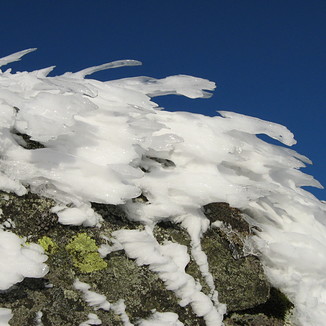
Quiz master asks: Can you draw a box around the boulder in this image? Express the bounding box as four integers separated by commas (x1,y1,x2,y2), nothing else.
0,192,293,325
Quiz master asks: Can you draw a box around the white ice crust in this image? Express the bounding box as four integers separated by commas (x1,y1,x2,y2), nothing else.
0,308,13,326
74,279,111,311
35,311,43,326
74,279,133,326
138,311,185,326
0,229,48,290
0,49,326,326
74,278,185,326
113,227,225,326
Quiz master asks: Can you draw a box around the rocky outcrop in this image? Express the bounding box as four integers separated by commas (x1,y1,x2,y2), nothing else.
0,192,293,325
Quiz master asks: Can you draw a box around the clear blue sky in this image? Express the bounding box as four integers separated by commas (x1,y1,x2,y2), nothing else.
1,0,325,199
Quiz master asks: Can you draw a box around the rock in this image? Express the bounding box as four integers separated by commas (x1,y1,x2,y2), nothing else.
201,202,270,311
224,313,284,326
203,202,252,259
201,229,270,311
0,191,293,325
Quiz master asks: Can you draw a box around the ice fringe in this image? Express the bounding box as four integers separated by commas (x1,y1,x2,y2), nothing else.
0,229,48,290
0,308,13,326
0,49,325,325
74,278,186,326
113,227,225,326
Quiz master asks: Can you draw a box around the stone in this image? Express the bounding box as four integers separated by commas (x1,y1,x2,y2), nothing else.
0,191,293,325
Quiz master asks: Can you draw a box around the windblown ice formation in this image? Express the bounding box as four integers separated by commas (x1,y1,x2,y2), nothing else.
0,49,326,326
0,308,13,326
74,278,185,326
0,229,48,289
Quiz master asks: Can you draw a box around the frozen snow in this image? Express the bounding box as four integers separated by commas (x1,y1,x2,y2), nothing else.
0,229,48,290
74,279,111,311
0,49,325,326
0,48,36,68
113,227,225,325
138,311,184,326
74,278,186,326
54,204,103,227
0,308,12,326
35,311,43,326
74,279,133,326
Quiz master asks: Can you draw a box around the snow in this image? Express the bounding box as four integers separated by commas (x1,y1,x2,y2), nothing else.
138,311,184,326
0,49,325,326
74,279,111,311
0,229,48,290
54,205,103,227
35,311,43,326
0,308,12,326
113,226,225,326
74,278,186,326
74,279,133,326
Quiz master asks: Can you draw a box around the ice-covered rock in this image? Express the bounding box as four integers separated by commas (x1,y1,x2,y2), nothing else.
0,49,325,326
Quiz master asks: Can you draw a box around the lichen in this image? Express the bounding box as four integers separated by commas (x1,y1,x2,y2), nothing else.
65,233,107,273
0,191,57,238
38,236,58,254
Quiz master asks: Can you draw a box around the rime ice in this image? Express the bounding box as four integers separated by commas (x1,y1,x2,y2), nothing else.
0,229,48,290
0,49,325,326
0,308,13,326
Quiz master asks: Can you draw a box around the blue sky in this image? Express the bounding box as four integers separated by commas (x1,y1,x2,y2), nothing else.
1,0,325,199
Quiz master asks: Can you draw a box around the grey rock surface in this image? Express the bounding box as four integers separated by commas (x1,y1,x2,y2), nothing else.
0,192,293,325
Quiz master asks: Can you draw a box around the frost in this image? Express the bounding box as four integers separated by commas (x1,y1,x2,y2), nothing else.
0,308,12,326
0,229,48,290
138,311,184,326
35,311,43,326
74,279,133,326
113,227,226,326
0,48,36,68
74,279,111,311
55,205,102,227
0,49,325,325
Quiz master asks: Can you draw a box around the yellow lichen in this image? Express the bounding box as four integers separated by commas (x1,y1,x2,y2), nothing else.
65,233,107,273
38,236,58,254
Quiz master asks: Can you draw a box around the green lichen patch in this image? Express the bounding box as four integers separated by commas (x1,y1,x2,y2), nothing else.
65,233,107,273
38,236,58,254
